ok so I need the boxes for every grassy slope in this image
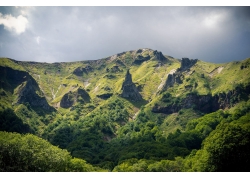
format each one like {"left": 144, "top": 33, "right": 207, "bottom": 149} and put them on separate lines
{"left": 0, "top": 131, "right": 105, "bottom": 172}
{"left": 1, "top": 54, "right": 249, "bottom": 120}
{"left": 136, "top": 58, "right": 250, "bottom": 136}
{"left": 1, "top": 51, "right": 250, "bottom": 171}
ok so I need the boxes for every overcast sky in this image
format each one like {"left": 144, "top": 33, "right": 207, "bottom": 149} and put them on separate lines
{"left": 0, "top": 6, "right": 250, "bottom": 63}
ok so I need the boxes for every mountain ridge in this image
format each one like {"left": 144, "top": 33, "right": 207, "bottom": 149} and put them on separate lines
{"left": 0, "top": 48, "right": 250, "bottom": 171}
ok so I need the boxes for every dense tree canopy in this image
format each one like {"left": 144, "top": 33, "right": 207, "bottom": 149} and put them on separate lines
{"left": 0, "top": 131, "right": 104, "bottom": 172}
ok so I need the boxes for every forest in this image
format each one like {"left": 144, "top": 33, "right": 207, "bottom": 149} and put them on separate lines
{"left": 0, "top": 50, "right": 250, "bottom": 172}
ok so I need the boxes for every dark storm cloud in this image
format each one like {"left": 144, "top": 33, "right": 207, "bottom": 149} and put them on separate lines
{"left": 0, "top": 6, "right": 250, "bottom": 63}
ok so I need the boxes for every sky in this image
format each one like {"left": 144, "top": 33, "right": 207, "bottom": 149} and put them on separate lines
{"left": 0, "top": 6, "right": 250, "bottom": 63}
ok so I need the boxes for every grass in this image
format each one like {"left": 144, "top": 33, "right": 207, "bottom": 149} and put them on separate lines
{"left": 210, "top": 58, "right": 250, "bottom": 95}
{"left": 1, "top": 52, "right": 250, "bottom": 141}
{"left": 0, "top": 58, "right": 26, "bottom": 71}
{"left": 1, "top": 51, "right": 250, "bottom": 172}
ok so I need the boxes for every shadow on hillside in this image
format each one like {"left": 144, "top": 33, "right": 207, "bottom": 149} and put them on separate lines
{"left": 119, "top": 96, "right": 148, "bottom": 109}
{"left": 130, "top": 99, "right": 148, "bottom": 109}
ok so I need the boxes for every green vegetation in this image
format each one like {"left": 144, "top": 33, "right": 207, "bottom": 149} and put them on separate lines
{"left": 0, "top": 131, "right": 105, "bottom": 171}
{"left": 0, "top": 49, "right": 250, "bottom": 172}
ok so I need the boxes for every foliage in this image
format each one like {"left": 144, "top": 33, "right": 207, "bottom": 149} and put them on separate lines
{"left": 203, "top": 121, "right": 250, "bottom": 171}
{"left": 1, "top": 54, "right": 250, "bottom": 172}
{"left": 0, "top": 108, "right": 31, "bottom": 134}
{"left": 183, "top": 102, "right": 250, "bottom": 172}
{"left": 0, "top": 131, "right": 104, "bottom": 172}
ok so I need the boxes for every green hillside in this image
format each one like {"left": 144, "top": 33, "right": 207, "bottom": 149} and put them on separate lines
{"left": 0, "top": 131, "right": 105, "bottom": 171}
{"left": 0, "top": 48, "right": 250, "bottom": 172}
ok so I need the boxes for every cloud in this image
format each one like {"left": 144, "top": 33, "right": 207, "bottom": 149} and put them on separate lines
{"left": 0, "top": 13, "right": 28, "bottom": 34}
{"left": 36, "top": 36, "right": 40, "bottom": 44}
{"left": 0, "top": 7, "right": 249, "bottom": 63}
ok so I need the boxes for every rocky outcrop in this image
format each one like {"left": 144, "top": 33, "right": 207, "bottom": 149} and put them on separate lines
{"left": 115, "top": 59, "right": 126, "bottom": 67}
{"left": 110, "top": 65, "right": 121, "bottom": 73}
{"left": 161, "top": 58, "right": 197, "bottom": 91}
{"left": 60, "top": 91, "right": 75, "bottom": 108}
{"left": 73, "top": 66, "right": 93, "bottom": 76}
{"left": 106, "top": 65, "right": 121, "bottom": 73}
{"left": 133, "top": 55, "right": 151, "bottom": 65}
{"left": 0, "top": 66, "right": 53, "bottom": 111}
{"left": 162, "top": 73, "right": 183, "bottom": 90}
{"left": 15, "top": 78, "right": 53, "bottom": 110}
{"left": 60, "top": 87, "right": 90, "bottom": 108}
{"left": 77, "top": 88, "right": 91, "bottom": 103}
{"left": 153, "top": 50, "right": 167, "bottom": 61}
{"left": 120, "top": 70, "right": 142, "bottom": 101}
{"left": 179, "top": 58, "right": 197, "bottom": 71}
{"left": 133, "top": 49, "right": 167, "bottom": 64}
{"left": 136, "top": 49, "right": 143, "bottom": 53}
{"left": 152, "top": 84, "right": 250, "bottom": 114}
{"left": 0, "top": 66, "right": 29, "bottom": 92}
{"left": 152, "top": 93, "right": 218, "bottom": 114}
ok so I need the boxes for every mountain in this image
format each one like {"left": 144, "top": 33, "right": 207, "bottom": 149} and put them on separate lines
{"left": 0, "top": 48, "right": 250, "bottom": 172}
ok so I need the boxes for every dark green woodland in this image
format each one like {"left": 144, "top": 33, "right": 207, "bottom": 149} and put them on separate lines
{"left": 1, "top": 48, "right": 250, "bottom": 171}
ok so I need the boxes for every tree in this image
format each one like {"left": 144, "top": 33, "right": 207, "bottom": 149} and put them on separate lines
{"left": 203, "top": 123, "right": 250, "bottom": 171}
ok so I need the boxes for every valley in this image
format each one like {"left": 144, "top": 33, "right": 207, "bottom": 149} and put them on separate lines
{"left": 0, "top": 48, "right": 250, "bottom": 172}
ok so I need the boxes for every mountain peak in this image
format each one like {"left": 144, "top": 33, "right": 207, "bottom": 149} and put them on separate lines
{"left": 179, "top": 58, "right": 198, "bottom": 71}
{"left": 120, "top": 69, "right": 142, "bottom": 101}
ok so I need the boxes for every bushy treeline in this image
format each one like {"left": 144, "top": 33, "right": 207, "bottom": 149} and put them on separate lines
{"left": 0, "top": 131, "right": 105, "bottom": 172}
{"left": 0, "top": 108, "right": 31, "bottom": 134}
{"left": 183, "top": 102, "right": 250, "bottom": 172}
{"left": 39, "top": 98, "right": 250, "bottom": 171}
{"left": 1, "top": 96, "right": 250, "bottom": 172}
{"left": 42, "top": 98, "right": 130, "bottom": 164}
{"left": 112, "top": 101, "right": 250, "bottom": 172}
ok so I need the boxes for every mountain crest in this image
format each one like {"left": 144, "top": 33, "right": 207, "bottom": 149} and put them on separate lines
{"left": 161, "top": 57, "right": 197, "bottom": 91}
{"left": 179, "top": 58, "right": 197, "bottom": 71}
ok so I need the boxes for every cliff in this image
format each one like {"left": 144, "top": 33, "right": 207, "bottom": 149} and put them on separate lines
{"left": 120, "top": 70, "right": 142, "bottom": 101}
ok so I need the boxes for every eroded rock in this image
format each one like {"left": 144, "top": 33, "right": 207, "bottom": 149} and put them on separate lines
{"left": 60, "top": 87, "right": 90, "bottom": 108}
{"left": 120, "top": 70, "right": 142, "bottom": 101}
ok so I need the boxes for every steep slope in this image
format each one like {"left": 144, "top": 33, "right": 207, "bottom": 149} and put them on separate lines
{"left": 120, "top": 69, "right": 142, "bottom": 101}
{"left": 0, "top": 131, "right": 105, "bottom": 172}
{"left": 144, "top": 57, "right": 250, "bottom": 123}
{"left": 1, "top": 49, "right": 250, "bottom": 172}
{"left": 60, "top": 87, "right": 90, "bottom": 108}
{"left": 11, "top": 48, "right": 178, "bottom": 105}
{"left": 0, "top": 60, "right": 54, "bottom": 111}
{"left": 0, "top": 59, "right": 55, "bottom": 135}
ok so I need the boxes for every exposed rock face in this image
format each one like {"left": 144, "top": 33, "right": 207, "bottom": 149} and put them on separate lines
{"left": 133, "top": 49, "right": 167, "bottom": 65}
{"left": 153, "top": 50, "right": 167, "bottom": 61}
{"left": 73, "top": 67, "right": 85, "bottom": 76}
{"left": 120, "top": 70, "right": 142, "bottom": 101}
{"left": 73, "top": 66, "right": 93, "bottom": 76}
{"left": 117, "top": 52, "right": 126, "bottom": 57}
{"left": 179, "top": 58, "right": 197, "bottom": 71}
{"left": 115, "top": 59, "right": 126, "bottom": 67}
{"left": 110, "top": 65, "right": 121, "bottom": 73}
{"left": 136, "top": 49, "right": 143, "bottom": 53}
{"left": 133, "top": 55, "right": 151, "bottom": 65}
{"left": 60, "top": 91, "right": 74, "bottom": 108}
{"left": 152, "top": 84, "right": 250, "bottom": 114}
{"left": 77, "top": 88, "right": 90, "bottom": 103}
{"left": 60, "top": 87, "right": 90, "bottom": 108}
{"left": 0, "top": 66, "right": 53, "bottom": 111}
{"left": 161, "top": 57, "right": 197, "bottom": 92}
{"left": 0, "top": 66, "right": 29, "bottom": 91}
{"left": 162, "top": 73, "right": 183, "bottom": 90}
{"left": 15, "top": 78, "right": 53, "bottom": 110}
{"left": 152, "top": 93, "right": 217, "bottom": 114}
